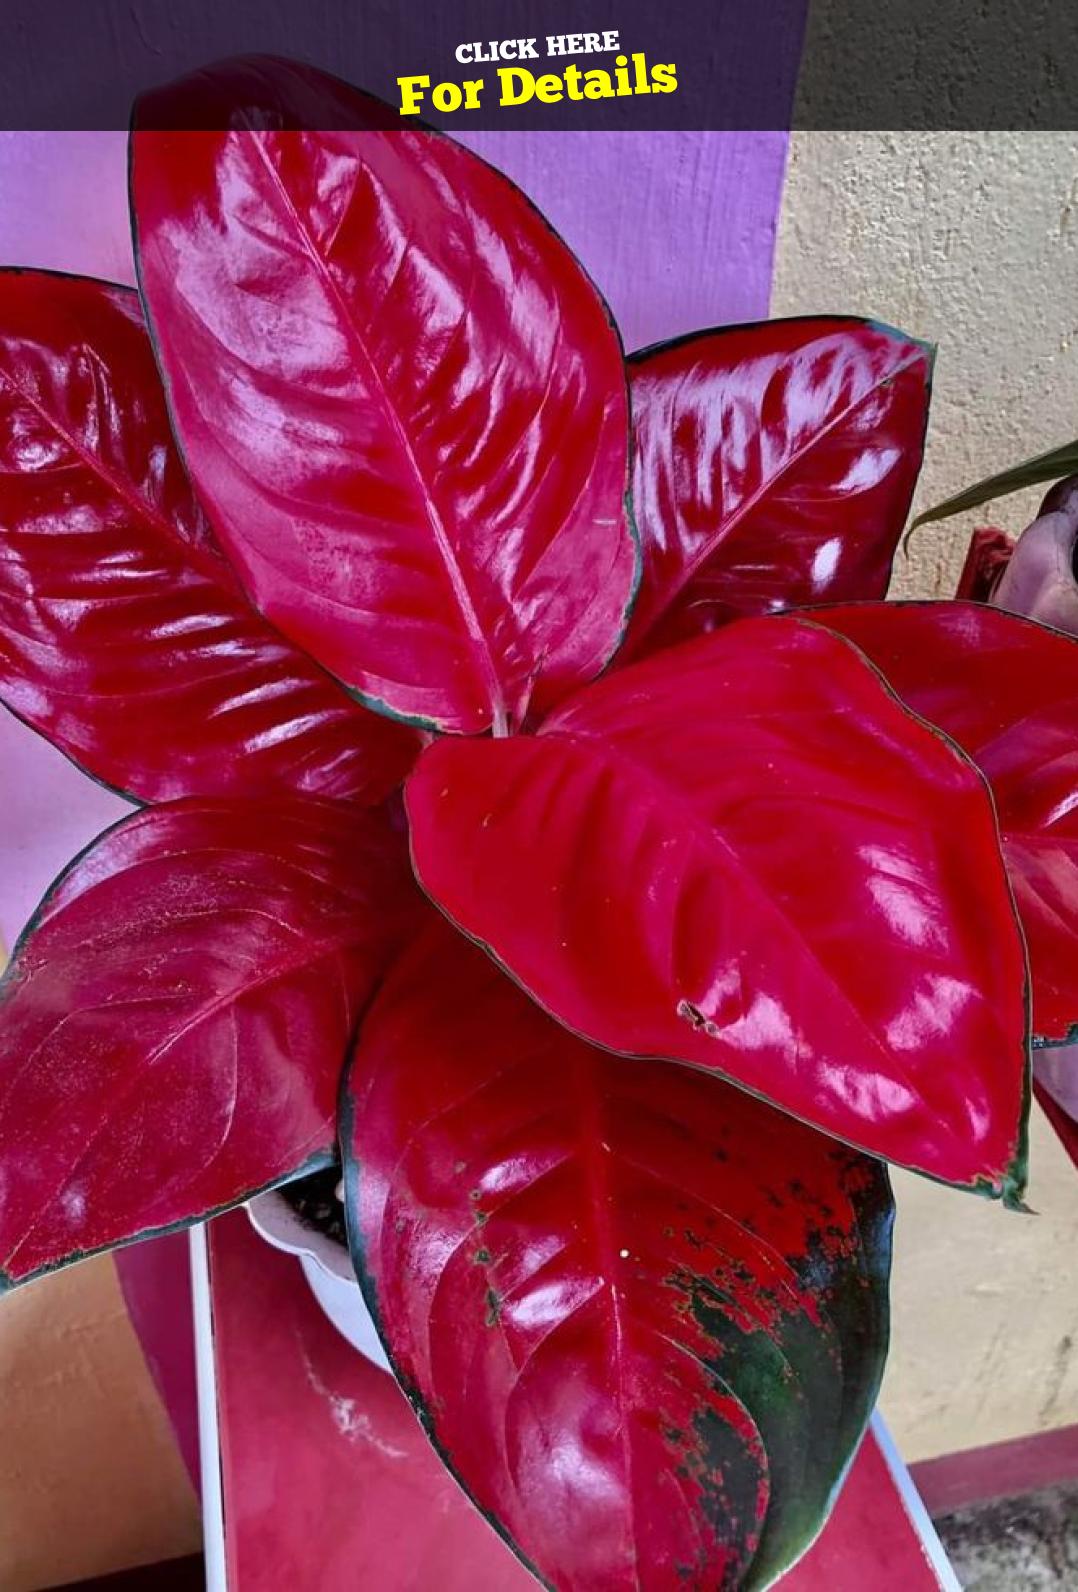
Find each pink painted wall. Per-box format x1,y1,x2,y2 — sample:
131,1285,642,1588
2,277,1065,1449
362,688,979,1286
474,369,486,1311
0,127,787,948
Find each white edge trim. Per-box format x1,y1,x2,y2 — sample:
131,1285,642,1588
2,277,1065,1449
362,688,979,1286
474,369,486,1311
871,1411,961,1591
186,1238,953,1592
190,1223,228,1592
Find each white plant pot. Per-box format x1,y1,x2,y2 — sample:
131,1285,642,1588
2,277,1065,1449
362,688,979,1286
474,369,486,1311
246,1188,392,1372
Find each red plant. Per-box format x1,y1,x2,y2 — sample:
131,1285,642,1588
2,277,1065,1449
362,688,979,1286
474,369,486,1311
0,55,1071,1590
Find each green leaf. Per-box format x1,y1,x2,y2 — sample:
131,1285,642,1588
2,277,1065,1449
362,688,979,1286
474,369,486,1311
344,918,896,1590
911,440,1078,530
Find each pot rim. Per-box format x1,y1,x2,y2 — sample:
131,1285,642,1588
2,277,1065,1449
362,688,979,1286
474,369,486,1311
246,1185,356,1287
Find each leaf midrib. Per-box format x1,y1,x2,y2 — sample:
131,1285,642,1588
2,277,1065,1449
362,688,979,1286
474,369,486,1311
569,1054,641,1588
542,723,920,1110
246,134,506,728
0,362,231,592
2,923,356,1270
643,344,924,630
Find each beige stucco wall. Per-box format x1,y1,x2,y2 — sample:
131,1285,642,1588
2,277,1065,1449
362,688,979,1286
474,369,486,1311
773,132,1078,598
776,132,1078,1462
0,1256,200,1589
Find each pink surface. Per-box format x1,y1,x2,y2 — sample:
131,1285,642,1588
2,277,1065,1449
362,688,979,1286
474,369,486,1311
211,1210,941,1590
113,1230,200,1489
0,132,133,286
0,707,129,950
211,1212,536,1589
784,1437,942,1590
912,1419,1078,1516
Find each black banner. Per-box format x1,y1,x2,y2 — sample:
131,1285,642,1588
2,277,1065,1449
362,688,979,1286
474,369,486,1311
2,0,1078,130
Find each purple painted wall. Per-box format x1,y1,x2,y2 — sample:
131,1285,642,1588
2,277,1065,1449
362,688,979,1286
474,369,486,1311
0,128,787,345
0,125,789,1485
458,133,790,349
0,127,788,950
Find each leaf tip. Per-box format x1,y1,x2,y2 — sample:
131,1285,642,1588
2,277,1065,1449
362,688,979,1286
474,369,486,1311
970,1141,1030,1213
1001,1156,1033,1214
866,317,937,369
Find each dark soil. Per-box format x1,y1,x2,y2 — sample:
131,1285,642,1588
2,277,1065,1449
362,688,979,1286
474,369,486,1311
280,1164,347,1248
933,1484,1078,1589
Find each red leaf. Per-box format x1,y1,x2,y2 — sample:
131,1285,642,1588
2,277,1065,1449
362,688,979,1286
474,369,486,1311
815,600,1078,1045
131,57,637,735
406,617,1029,1196
0,796,419,1286
343,920,893,1592
625,319,933,656
954,528,1015,602
0,270,419,804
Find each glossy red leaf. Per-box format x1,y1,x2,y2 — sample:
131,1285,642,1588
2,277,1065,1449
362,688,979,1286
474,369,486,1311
131,56,637,735
624,319,933,656
407,617,1029,1197
955,528,1015,602
0,796,419,1287
815,600,1078,1045
0,269,419,804
343,920,893,1591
